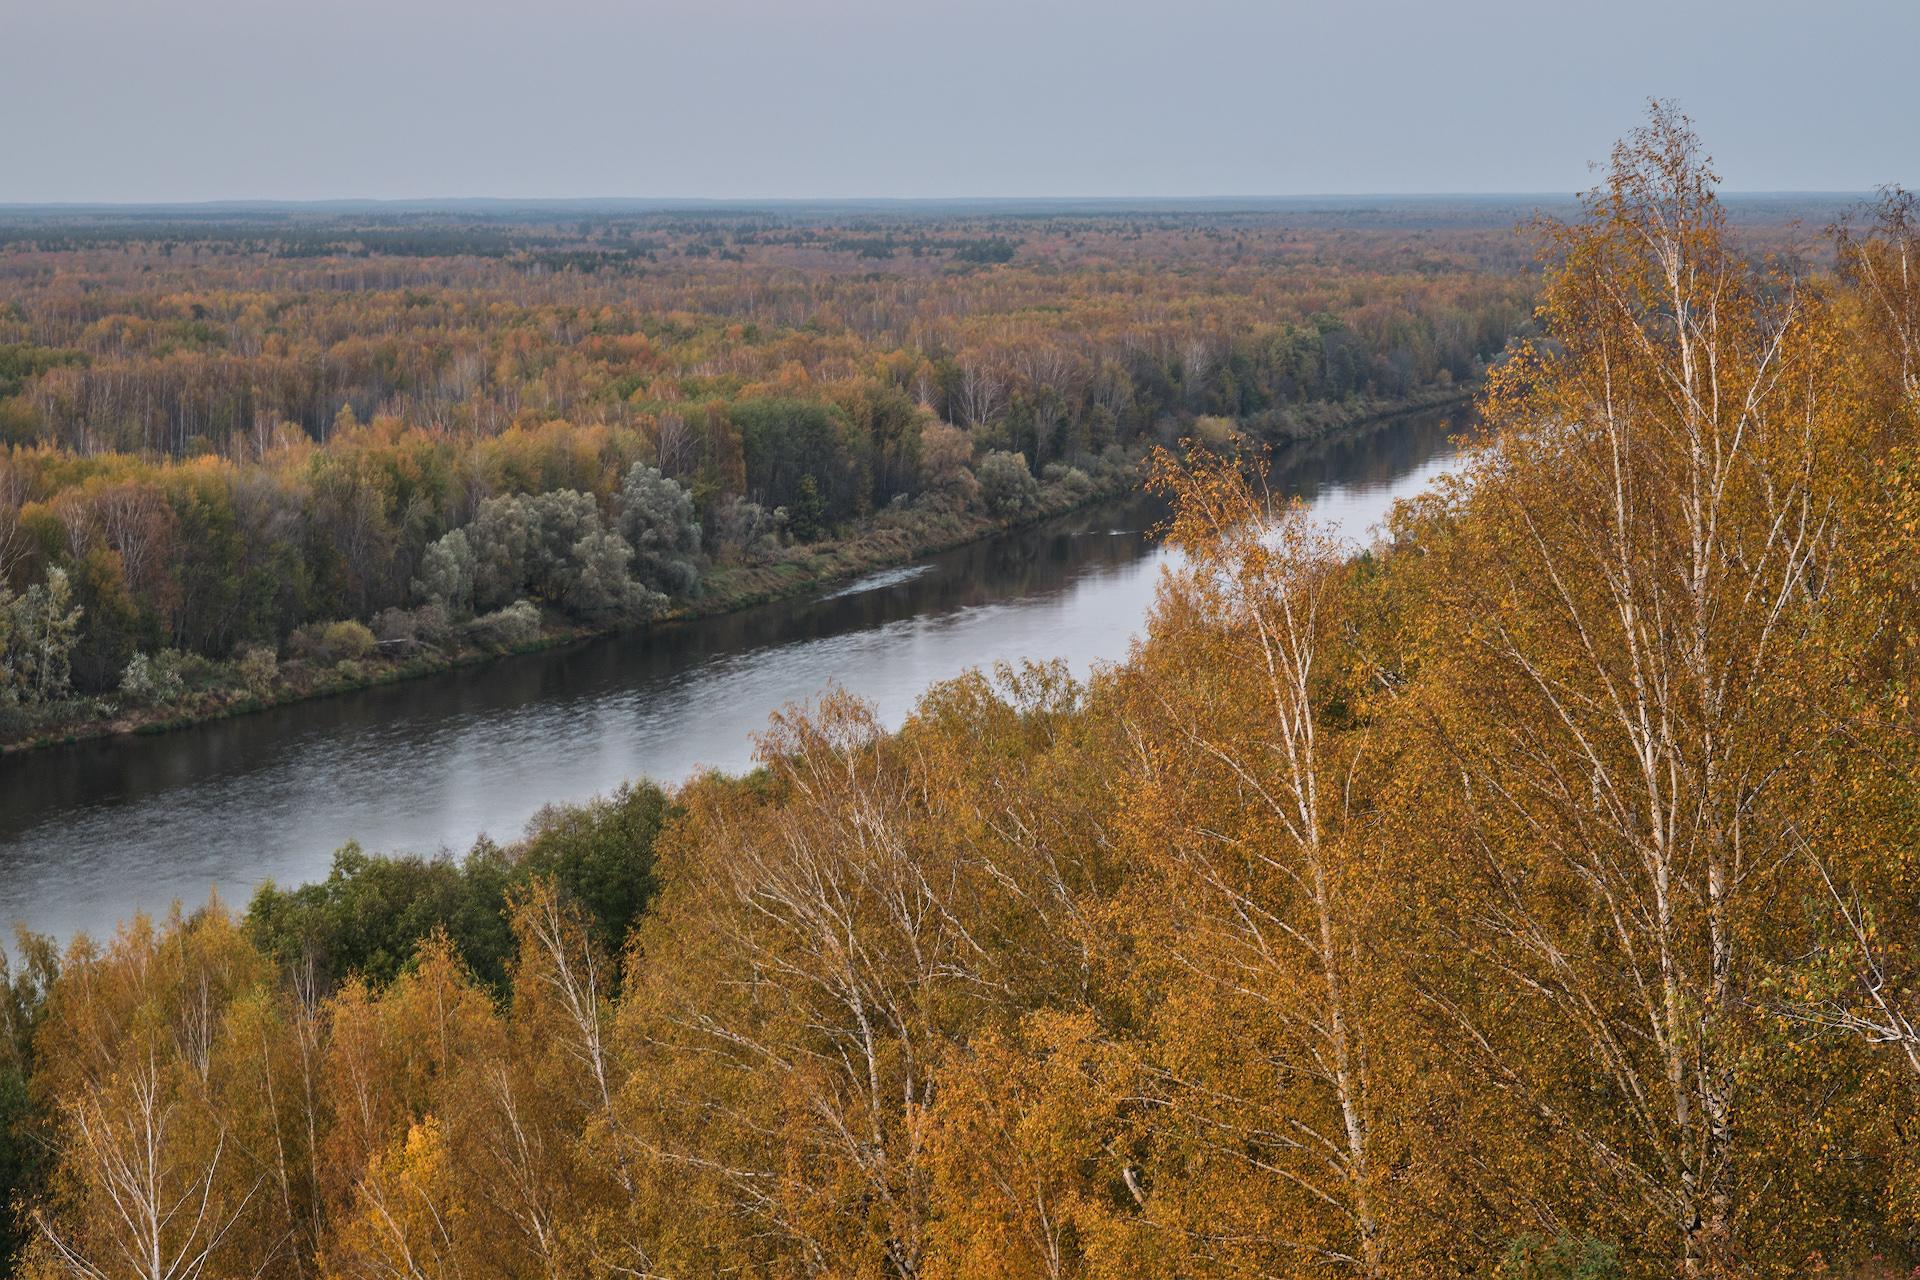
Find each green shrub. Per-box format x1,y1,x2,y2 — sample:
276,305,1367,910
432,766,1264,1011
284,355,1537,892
518,782,671,958
236,644,278,694
245,781,672,993
321,619,377,662
466,598,542,650
1042,462,1095,501
978,450,1040,518
117,649,187,705
1496,1233,1622,1280
247,840,517,990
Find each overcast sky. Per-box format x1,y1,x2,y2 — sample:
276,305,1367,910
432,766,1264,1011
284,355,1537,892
6,0,1914,202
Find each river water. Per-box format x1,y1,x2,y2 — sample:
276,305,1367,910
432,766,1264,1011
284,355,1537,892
0,410,1469,942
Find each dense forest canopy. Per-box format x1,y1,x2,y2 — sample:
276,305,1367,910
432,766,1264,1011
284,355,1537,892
0,198,1556,737
0,201,1544,462
7,113,1920,1278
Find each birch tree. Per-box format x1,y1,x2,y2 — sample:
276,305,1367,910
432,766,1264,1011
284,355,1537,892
25,911,290,1280
1106,446,1389,1276
1406,104,1850,1275
617,691,1022,1277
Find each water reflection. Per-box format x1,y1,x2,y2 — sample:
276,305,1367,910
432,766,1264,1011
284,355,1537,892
0,409,1470,941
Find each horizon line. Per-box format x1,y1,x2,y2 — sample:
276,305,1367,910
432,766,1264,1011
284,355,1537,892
0,190,1880,212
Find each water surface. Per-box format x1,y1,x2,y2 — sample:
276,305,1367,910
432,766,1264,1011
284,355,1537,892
0,410,1467,941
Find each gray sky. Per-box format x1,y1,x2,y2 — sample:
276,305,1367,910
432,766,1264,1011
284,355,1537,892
5,0,1914,202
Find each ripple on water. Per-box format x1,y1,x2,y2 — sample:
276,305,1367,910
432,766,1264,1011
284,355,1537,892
817,563,936,601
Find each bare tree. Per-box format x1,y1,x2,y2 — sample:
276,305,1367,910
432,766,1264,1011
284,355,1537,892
0,461,26,587
97,482,174,597
1838,186,1920,409
37,1055,271,1280
955,359,1006,431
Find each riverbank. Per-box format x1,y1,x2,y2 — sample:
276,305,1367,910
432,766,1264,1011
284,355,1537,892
0,389,1470,756
0,477,1118,755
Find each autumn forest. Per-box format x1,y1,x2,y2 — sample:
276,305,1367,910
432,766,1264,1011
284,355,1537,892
5,107,1920,1280
0,189,1528,747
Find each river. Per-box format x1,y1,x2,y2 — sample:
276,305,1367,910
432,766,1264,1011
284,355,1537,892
0,409,1470,943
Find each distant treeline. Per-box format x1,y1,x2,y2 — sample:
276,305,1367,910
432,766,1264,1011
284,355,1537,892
0,215,1530,456
0,196,1531,730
